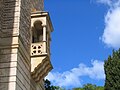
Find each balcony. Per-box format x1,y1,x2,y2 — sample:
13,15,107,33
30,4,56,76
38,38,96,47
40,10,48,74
30,12,53,83
31,42,52,82
31,42,48,56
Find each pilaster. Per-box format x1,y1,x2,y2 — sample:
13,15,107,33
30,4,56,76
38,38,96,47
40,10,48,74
0,0,31,90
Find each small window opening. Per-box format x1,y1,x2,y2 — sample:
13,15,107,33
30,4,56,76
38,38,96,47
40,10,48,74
32,20,43,43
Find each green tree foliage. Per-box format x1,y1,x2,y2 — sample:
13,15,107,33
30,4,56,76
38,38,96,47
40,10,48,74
73,83,104,90
44,79,65,90
73,87,84,90
44,80,104,90
83,83,96,90
104,49,120,90
96,86,104,90
44,79,51,90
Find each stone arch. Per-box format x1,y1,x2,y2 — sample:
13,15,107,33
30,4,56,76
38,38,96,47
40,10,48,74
32,20,43,43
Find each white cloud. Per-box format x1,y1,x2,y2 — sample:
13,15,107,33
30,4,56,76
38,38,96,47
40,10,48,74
102,8,120,48
46,60,105,87
96,0,120,7
98,0,120,49
96,0,112,6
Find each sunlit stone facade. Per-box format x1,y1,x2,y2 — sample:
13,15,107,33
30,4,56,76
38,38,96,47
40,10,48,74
0,0,53,90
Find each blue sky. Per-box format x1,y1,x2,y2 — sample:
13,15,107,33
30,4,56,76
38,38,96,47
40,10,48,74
45,0,120,88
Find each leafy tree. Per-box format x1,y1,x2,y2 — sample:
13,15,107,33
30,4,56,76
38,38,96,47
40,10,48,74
44,79,51,90
73,84,104,90
83,83,96,90
96,86,104,90
104,49,120,90
51,86,65,90
73,87,84,90
44,79,64,90
44,80,104,90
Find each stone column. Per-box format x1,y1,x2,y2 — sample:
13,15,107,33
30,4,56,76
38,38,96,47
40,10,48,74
43,25,47,54
43,25,47,41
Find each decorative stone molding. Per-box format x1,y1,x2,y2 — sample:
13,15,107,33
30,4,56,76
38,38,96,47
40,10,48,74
31,56,53,82
31,42,44,56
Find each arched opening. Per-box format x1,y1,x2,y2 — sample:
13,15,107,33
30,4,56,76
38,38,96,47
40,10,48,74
32,20,43,43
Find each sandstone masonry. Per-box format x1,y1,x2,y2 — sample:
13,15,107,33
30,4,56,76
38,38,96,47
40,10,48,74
0,0,53,90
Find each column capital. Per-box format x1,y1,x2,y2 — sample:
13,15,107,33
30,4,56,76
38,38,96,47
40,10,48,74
42,25,47,27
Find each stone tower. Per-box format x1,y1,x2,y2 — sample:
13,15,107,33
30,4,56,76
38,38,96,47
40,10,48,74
0,0,53,90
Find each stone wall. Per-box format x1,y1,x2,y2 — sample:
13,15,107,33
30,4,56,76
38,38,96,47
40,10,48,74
0,0,20,90
0,49,18,90
0,0,47,89
0,0,19,38
0,0,31,90
31,0,44,12
17,0,31,89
